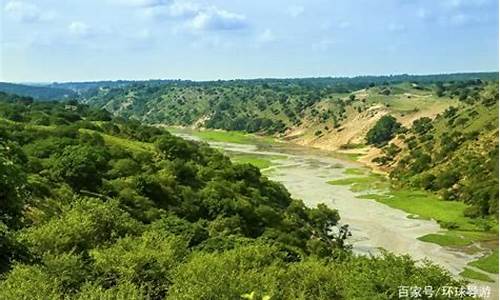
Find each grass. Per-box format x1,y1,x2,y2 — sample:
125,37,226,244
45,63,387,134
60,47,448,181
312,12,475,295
417,231,497,247
327,174,389,192
363,87,455,113
343,168,367,176
468,250,499,274
330,167,498,233
359,190,491,231
228,153,285,169
191,130,276,145
333,152,363,162
459,268,494,282
354,178,498,232
80,129,155,153
418,233,471,247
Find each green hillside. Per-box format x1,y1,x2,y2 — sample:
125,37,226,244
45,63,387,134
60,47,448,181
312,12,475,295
0,83,77,101
81,74,495,137
373,82,499,217
0,93,468,299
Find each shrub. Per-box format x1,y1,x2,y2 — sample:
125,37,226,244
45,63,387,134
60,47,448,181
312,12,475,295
366,115,402,147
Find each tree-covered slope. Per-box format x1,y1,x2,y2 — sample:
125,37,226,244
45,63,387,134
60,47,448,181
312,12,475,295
0,82,76,101
0,93,468,299
81,74,495,137
372,82,499,217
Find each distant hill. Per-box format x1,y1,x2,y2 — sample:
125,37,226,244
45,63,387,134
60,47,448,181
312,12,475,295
80,72,498,137
0,82,77,101
39,72,500,93
47,79,183,93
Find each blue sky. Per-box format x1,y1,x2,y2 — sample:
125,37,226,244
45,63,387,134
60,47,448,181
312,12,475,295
1,0,498,82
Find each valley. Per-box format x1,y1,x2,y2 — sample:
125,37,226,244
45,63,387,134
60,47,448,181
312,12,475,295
2,0,498,297
0,73,498,299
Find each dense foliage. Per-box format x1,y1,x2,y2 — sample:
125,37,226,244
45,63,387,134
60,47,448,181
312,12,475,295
366,115,402,147
0,94,468,298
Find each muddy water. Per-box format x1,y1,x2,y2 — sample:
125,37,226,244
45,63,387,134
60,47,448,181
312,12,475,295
176,132,497,298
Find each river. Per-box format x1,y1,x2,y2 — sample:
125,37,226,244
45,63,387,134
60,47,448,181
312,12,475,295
175,130,498,299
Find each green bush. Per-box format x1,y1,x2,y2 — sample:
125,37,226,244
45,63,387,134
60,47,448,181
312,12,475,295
366,115,402,147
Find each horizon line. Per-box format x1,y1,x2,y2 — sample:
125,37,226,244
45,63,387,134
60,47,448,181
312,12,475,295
2,70,499,85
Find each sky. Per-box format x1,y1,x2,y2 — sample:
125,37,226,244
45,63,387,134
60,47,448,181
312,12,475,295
0,0,498,82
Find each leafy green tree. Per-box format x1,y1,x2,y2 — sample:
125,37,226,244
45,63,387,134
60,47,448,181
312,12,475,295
0,264,62,299
366,115,402,147
108,158,140,178
0,141,27,227
51,145,110,191
74,282,146,300
412,117,433,135
19,198,142,255
91,231,187,298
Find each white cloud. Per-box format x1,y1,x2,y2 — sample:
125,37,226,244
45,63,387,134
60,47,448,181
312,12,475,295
4,1,55,22
168,1,199,18
186,6,247,31
257,29,276,43
142,1,198,19
110,0,167,7
142,1,248,32
286,5,304,18
68,21,91,37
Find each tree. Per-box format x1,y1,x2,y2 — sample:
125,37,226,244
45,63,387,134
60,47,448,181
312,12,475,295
412,117,433,135
0,141,27,227
366,115,402,147
51,145,109,191
19,198,142,255
87,109,112,121
435,83,445,97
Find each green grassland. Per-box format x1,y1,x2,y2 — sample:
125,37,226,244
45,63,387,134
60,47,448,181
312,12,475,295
459,268,494,282
359,190,497,234
468,250,499,274
417,231,497,247
82,129,155,153
228,153,286,169
193,130,276,145
169,128,277,145
359,83,459,113
328,174,390,192
343,168,368,176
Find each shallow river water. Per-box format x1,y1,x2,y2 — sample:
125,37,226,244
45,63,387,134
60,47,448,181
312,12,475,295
176,131,498,298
